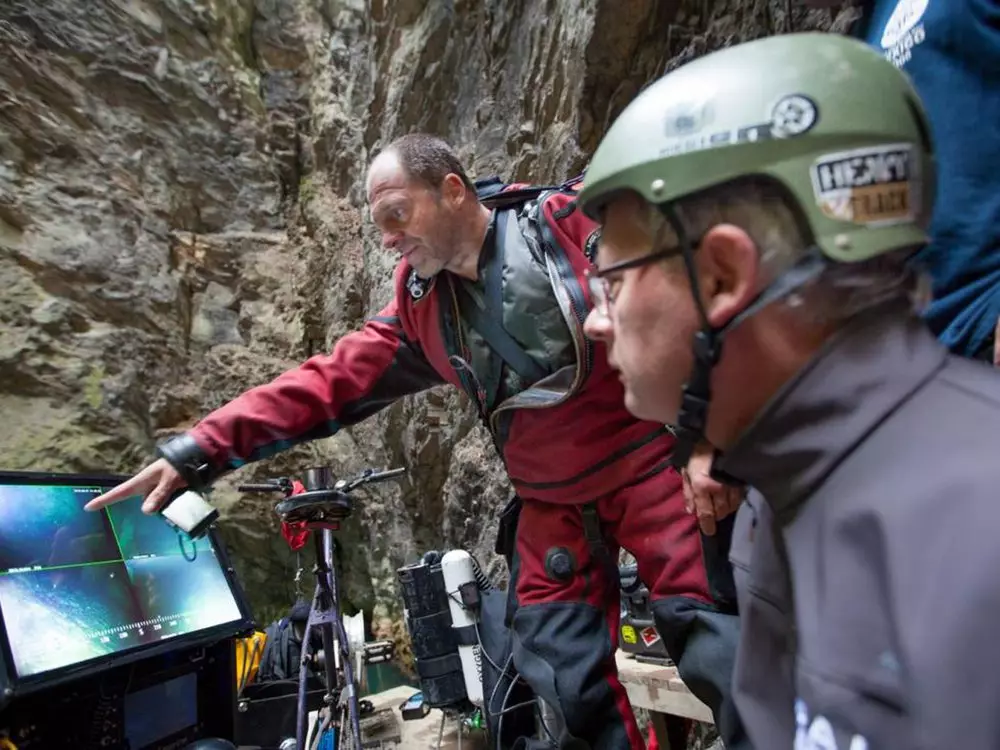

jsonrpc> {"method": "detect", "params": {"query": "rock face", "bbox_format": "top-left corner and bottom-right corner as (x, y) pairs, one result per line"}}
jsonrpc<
(0, 0), (859, 624)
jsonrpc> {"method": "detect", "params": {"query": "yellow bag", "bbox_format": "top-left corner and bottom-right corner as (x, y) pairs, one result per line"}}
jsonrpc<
(235, 629), (268, 692)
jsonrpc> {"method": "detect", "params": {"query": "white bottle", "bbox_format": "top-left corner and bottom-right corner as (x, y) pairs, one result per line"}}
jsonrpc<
(440, 549), (484, 707)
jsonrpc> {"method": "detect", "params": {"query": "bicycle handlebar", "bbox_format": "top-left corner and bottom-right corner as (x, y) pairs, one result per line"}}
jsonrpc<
(343, 466), (406, 492)
(236, 482), (286, 493)
(237, 467), (406, 495)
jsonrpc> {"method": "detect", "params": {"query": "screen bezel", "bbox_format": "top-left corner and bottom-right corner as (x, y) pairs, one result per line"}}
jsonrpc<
(0, 469), (256, 699)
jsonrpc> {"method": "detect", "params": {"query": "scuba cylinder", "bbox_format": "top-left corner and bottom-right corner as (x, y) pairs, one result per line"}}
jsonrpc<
(440, 550), (485, 707)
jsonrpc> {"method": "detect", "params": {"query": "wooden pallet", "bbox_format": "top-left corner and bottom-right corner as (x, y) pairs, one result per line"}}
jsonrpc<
(616, 650), (715, 749)
(615, 650), (714, 724)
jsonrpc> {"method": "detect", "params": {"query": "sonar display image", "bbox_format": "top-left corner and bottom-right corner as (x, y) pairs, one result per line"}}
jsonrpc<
(0, 482), (244, 679)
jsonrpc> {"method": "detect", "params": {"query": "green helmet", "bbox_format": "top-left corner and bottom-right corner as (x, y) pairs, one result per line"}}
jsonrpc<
(578, 32), (935, 264)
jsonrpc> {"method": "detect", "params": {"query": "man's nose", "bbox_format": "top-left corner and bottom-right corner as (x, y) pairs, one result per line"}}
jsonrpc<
(583, 307), (613, 343)
(382, 230), (403, 250)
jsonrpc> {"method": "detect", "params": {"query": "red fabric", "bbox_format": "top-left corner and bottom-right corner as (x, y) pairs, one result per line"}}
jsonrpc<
(514, 469), (709, 609)
(190, 313), (407, 466)
(513, 468), (709, 749)
(280, 480), (309, 551)
(180, 183), (712, 746)
(187, 185), (677, 507)
(395, 188), (678, 505)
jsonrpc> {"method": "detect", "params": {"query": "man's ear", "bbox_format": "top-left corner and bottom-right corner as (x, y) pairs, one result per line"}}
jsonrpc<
(695, 224), (760, 330)
(441, 173), (468, 208)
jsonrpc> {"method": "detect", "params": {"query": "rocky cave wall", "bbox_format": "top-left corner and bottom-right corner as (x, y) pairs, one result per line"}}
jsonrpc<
(0, 0), (859, 628)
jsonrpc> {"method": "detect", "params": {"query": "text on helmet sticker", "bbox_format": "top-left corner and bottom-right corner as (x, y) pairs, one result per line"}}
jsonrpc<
(658, 92), (819, 157)
(809, 144), (917, 227)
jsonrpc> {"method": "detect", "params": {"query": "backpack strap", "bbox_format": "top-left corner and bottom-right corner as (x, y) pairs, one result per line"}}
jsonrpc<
(581, 502), (617, 606)
(453, 209), (549, 394)
(453, 287), (548, 389)
(474, 174), (585, 212)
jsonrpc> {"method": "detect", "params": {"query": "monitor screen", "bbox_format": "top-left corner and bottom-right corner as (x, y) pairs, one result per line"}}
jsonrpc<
(0, 473), (250, 683)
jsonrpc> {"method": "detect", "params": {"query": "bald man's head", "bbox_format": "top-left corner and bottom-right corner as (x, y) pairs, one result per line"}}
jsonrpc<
(365, 134), (484, 279)
(368, 134), (476, 198)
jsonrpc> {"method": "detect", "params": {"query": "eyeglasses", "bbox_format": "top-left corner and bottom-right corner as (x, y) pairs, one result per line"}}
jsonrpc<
(585, 246), (685, 318)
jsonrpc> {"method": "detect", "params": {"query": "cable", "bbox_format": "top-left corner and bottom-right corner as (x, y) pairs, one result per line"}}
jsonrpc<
(495, 672), (520, 750)
(243, 687), (328, 706)
(177, 528), (197, 562)
(474, 617), (503, 674)
(486, 653), (515, 719)
(469, 554), (493, 591)
(535, 701), (557, 744)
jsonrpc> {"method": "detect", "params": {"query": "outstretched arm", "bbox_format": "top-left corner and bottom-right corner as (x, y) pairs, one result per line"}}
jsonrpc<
(87, 302), (444, 511)
(189, 308), (442, 473)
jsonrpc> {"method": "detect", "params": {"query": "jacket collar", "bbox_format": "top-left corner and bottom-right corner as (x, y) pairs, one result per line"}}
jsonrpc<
(715, 301), (948, 522)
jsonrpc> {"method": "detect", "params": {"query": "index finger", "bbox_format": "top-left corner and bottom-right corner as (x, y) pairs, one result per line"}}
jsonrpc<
(84, 472), (153, 511)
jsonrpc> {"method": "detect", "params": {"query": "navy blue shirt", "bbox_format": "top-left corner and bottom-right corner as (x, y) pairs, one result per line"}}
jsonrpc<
(858, 0), (1000, 357)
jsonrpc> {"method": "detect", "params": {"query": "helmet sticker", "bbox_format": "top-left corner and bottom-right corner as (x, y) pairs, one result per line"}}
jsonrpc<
(809, 144), (917, 227)
(663, 98), (716, 138)
(770, 95), (818, 138)
(658, 92), (819, 157)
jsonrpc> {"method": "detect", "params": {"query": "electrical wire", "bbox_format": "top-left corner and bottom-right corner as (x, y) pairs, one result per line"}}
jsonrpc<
(495, 673), (521, 750)
(177, 529), (197, 562)
(242, 687), (328, 706)
(486, 653), (515, 720)
(535, 701), (557, 744)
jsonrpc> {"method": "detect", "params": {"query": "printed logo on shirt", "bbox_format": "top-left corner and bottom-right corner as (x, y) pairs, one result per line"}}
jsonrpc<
(809, 144), (917, 227)
(795, 700), (869, 750)
(879, 0), (929, 68)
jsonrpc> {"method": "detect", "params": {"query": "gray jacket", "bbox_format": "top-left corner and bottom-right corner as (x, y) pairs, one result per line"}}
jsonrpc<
(720, 301), (1000, 749)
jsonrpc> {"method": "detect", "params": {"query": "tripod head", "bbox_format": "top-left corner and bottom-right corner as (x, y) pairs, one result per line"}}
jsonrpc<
(237, 466), (406, 525)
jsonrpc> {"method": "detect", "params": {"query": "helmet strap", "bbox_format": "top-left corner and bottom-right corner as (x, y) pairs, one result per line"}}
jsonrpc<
(662, 204), (718, 468)
(660, 202), (828, 469)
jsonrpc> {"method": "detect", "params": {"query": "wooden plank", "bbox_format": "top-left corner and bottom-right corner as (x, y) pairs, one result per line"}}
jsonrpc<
(615, 651), (715, 724)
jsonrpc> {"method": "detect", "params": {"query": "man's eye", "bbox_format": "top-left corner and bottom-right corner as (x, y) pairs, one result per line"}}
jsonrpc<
(607, 275), (625, 298)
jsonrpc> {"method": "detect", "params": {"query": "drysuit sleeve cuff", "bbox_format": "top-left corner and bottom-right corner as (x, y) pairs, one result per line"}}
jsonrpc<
(156, 433), (220, 490)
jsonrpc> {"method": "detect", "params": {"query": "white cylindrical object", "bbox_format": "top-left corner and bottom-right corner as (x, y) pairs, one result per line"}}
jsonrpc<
(160, 490), (218, 538)
(441, 549), (484, 707)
